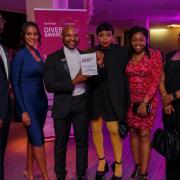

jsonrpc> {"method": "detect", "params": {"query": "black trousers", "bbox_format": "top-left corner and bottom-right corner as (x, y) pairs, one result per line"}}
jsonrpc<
(53, 94), (89, 179)
(0, 116), (10, 180)
(163, 101), (180, 180)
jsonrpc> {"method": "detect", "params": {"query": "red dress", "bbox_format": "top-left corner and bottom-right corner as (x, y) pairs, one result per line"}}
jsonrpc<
(126, 49), (162, 130)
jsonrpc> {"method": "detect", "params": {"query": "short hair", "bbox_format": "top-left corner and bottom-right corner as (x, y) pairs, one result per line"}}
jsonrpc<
(19, 21), (41, 47)
(96, 22), (114, 35)
(62, 25), (79, 36)
(128, 26), (150, 58)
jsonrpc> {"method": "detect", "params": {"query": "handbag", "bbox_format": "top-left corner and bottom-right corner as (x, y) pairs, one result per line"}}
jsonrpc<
(151, 128), (180, 161)
(118, 121), (128, 139)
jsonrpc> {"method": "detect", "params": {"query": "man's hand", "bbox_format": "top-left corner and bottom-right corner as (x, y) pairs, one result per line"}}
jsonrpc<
(72, 71), (88, 85)
(0, 119), (3, 129)
(96, 51), (104, 67)
(22, 112), (31, 126)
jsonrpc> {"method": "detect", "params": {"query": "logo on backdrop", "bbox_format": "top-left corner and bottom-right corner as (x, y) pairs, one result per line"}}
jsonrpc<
(43, 17), (80, 38)
(44, 22), (62, 37)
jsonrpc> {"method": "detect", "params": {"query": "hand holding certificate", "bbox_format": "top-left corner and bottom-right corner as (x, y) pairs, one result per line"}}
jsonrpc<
(96, 51), (104, 67)
(80, 53), (98, 76)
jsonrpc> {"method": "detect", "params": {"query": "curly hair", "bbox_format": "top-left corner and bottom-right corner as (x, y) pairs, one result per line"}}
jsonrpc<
(128, 26), (150, 58)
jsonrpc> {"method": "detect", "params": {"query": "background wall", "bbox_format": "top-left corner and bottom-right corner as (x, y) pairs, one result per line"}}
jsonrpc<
(150, 27), (180, 56)
(0, 10), (26, 49)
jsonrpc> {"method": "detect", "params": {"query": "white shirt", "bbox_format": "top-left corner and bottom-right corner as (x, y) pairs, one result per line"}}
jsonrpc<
(0, 44), (8, 79)
(64, 46), (85, 96)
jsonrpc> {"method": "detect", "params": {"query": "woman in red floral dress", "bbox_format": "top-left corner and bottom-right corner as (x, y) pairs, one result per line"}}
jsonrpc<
(126, 26), (162, 180)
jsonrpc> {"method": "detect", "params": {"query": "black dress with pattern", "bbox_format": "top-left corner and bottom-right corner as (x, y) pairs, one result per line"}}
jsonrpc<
(163, 50), (180, 180)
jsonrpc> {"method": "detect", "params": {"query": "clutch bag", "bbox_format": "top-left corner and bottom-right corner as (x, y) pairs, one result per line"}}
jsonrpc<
(132, 102), (152, 115)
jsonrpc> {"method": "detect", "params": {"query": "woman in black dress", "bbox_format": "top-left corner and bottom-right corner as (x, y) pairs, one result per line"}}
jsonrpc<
(89, 22), (129, 180)
(159, 35), (180, 180)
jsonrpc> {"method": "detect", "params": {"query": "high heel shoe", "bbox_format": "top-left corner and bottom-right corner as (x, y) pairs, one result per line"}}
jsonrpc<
(130, 164), (141, 180)
(22, 170), (34, 180)
(111, 161), (123, 180)
(138, 173), (148, 180)
(95, 157), (109, 180)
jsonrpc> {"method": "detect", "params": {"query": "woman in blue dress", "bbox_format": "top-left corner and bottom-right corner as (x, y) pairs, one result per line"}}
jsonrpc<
(11, 22), (49, 180)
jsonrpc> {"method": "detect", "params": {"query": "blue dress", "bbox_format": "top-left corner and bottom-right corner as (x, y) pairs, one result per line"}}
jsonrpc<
(11, 47), (48, 146)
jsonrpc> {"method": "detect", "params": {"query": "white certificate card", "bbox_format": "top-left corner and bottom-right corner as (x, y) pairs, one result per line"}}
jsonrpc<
(80, 53), (98, 76)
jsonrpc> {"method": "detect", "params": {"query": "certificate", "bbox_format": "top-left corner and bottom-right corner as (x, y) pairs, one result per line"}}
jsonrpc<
(80, 53), (98, 76)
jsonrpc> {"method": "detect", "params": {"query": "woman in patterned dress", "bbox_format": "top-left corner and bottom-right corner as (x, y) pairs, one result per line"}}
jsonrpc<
(125, 26), (162, 180)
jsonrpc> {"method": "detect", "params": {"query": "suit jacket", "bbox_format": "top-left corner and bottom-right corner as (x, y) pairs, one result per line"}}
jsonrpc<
(44, 47), (84, 119)
(88, 44), (130, 122)
(0, 44), (10, 121)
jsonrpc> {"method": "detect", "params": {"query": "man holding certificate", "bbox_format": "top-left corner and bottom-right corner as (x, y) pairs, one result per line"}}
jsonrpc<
(44, 25), (102, 180)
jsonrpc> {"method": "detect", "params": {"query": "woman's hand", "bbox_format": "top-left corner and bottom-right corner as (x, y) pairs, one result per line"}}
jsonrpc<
(96, 51), (104, 67)
(22, 112), (31, 126)
(137, 102), (147, 117)
(162, 94), (174, 106)
(163, 104), (175, 115)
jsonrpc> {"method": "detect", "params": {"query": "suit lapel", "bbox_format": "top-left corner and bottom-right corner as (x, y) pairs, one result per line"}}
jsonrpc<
(59, 48), (71, 79)
(3, 46), (10, 79)
(58, 48), (82, 79)
(0, 55), (7, 80)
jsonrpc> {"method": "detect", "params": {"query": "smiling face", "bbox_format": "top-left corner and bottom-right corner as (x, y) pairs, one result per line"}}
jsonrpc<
(131, 32), (147, 53)
(97, 30), (114, 48)
(62, 26), (79, 49)
(24, 25), (39, 48)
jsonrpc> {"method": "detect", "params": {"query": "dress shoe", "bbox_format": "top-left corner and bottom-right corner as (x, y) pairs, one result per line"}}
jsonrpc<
(57, 177), (66, 180)
(57, 173), (66, 180)
(95, 157), (109, 180)
(111, 175), (122, 180)
(77, 175), (88, 180)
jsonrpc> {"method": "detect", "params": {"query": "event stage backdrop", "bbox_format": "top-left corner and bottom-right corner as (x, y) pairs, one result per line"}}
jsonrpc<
(34, 8), (88, 58)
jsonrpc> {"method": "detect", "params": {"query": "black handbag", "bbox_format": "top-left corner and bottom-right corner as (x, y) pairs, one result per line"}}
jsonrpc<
(151, 128), (180, 161)
(118, 121), (128, 139)
(132, 102), (152, 115)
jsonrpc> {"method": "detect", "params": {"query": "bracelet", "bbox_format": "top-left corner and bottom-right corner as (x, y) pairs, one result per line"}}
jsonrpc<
(172, 92), (177, 100)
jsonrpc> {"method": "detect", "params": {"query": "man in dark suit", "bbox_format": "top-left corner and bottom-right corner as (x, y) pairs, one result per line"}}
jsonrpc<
(44, 25), (89, 180)
(0, 13), (11, 180)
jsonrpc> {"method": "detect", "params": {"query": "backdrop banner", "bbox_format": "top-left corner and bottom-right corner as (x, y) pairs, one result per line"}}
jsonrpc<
(34, 8), (88, 58)
(34, 9), (88, 138)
